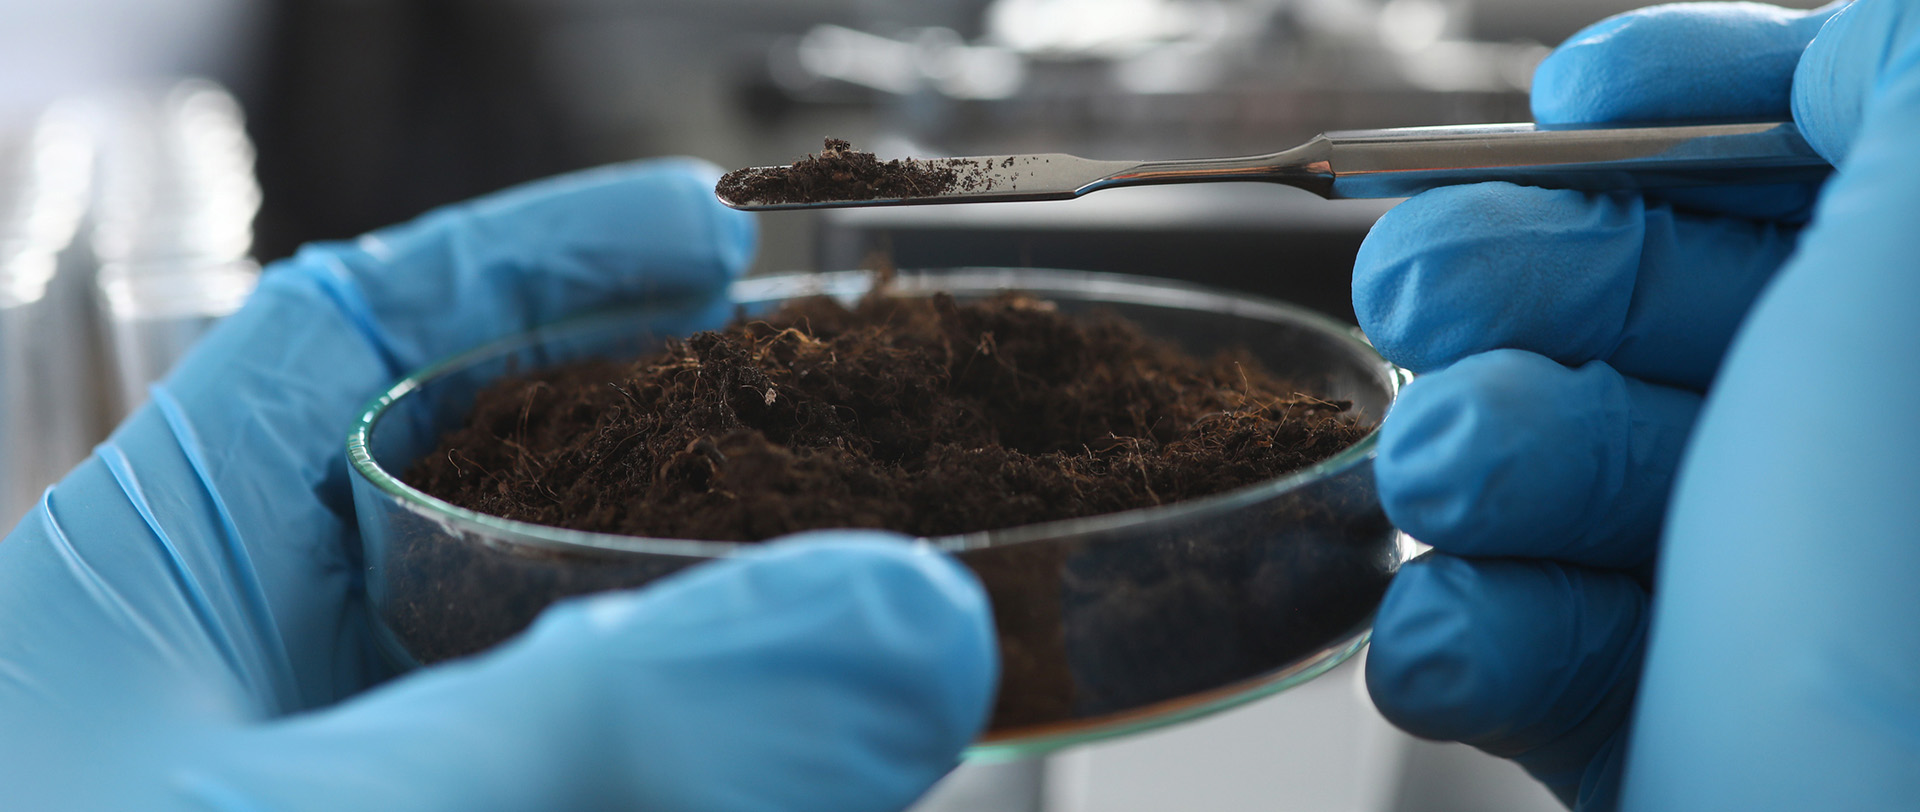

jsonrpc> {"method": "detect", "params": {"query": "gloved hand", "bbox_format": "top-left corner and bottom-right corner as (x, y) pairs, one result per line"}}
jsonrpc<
(1357, 1), (1920, 809)
(0, 160), (997, 811)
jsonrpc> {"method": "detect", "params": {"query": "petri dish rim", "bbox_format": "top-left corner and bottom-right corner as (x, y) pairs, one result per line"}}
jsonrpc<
(347, 268), (1407, 561)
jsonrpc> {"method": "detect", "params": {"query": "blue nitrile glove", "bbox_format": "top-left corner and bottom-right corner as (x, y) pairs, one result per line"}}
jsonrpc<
(0, 160), (997, 811)
(1355, 1), (1920, 809)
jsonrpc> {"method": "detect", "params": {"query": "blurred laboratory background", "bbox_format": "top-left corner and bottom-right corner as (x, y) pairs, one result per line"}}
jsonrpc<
(0, 0), (1823, 810)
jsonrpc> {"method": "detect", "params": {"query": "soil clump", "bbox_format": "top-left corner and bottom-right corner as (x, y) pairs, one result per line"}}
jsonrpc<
(716, 138), (991, 205)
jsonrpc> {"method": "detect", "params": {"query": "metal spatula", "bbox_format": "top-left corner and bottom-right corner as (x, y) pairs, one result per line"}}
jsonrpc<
(715, 121), (1827, 211)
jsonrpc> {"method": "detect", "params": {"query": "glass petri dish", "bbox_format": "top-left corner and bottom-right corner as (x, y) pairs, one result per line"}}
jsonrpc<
(347, 268), (1412, 760)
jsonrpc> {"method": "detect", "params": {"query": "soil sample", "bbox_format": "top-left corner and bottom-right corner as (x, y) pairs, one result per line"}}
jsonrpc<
(410, 291), (1369, 540)
(403, 288), (1379, 730)
(716, 138), (993, 205)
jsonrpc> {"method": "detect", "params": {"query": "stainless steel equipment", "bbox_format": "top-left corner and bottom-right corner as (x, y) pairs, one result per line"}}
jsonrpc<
(0, 80), (259, 530)
(91, 81), (261, 417)
(721, 120), (1826, 210)
(1, 106), (99, 526)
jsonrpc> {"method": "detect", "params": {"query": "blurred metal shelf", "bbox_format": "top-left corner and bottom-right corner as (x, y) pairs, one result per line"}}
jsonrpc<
(0, 80), (259, 529)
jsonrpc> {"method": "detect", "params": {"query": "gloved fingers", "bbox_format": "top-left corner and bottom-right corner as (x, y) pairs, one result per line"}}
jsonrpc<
(158, 158), (754, 493)
(1793, 0), (1920, 165)
(1375, 349), (1698, 570)
(1623, 7), (1920, 807)
(107, 160), (754, 700)
(184, 536), (998, 812)
(1366, 554), (1647, 811)
(1534, 1), (1843, 123)
(1531, 0), (1846, 220)
(1354, 182), (1797, 390)
(181, 157), (755, 393)
(307, 157), (755, 374)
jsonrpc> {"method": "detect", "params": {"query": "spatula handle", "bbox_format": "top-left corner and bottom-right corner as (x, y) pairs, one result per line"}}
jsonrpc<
(1310, 121), (1828, 198)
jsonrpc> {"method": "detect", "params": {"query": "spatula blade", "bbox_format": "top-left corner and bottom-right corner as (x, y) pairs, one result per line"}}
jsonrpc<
(715, 153), (1139, 210)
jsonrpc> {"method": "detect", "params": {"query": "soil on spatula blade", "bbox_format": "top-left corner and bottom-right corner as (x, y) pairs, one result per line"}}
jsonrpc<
(716, 138), (994, 205)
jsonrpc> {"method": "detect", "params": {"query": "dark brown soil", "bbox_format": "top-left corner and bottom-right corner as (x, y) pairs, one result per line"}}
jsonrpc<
(408, 292), (1371, 541)
(716, 138), (992, 205)
(397, 287), (1382, 732)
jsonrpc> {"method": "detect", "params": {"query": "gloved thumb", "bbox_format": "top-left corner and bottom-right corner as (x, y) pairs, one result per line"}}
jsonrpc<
(1793, 0), (1920, 165)
(179, 536), (998, 812)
